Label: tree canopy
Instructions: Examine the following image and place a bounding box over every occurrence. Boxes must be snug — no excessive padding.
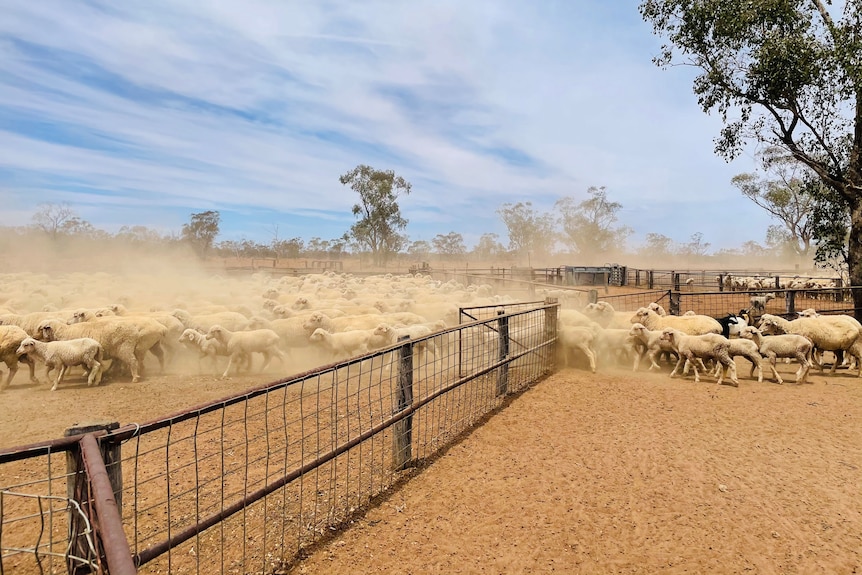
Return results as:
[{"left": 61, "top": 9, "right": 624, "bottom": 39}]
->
[
  {"left": 640, "top": 0, "right": 862, "bottom": 315},
  {"left": 496, "top": 201, "right": 556, "bottom": 256},
  {"left": 731, "top": 148, "right": 817, "bottom": 257},
  {"left": 340, "top": 165, "right": 412, "bottom": 265},
  {"left": 556, "top": 187, "right": 632, "bottom": 256},
  {"left": 181, "top": 210, "right": 221, "bottom": 259}
]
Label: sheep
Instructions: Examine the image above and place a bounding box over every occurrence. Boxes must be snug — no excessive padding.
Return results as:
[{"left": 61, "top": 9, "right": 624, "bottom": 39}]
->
[
  {"left": 583, "top": 301, "right": 635, "bottom": 329},
  {"left": 660, "top": 328, "right": 739, "bottom": 386},
  {"left": 557, "top": 325, "right": 597, "bottom": 373},
  {"left": 757, "top": 313, "right": 862, "bottom": 376},
  {"left": 629, "top": 307, "right": 722, "bottom": 336},
  {"left": 15, "top": 337, "right": 103, "bottom": 391},
  {"left": 628, "top": 322, "right": 678, "bottom": 371},
  {"left": 177, "top": 328, "right": 236, "bottom": 374},
  {"left": 309, "top": 328, "right": 375, "bottom": 361},
  {"left": 370, "top": 323, "right": 437, "bottom": 360},
  {"left": 171, "top": 309, "right": 250, "bottom": 333},
  {"left": 716, "top": 312, "right": 749, "bottom": 338},
  {"left": 738, "top": 326, "right": 813, "bottom": 384},
  {"left": 592, "top": 327, "right": 639, "bottom": 368},
  {"left": 205, "top": 325, "right": 284, "bottom": 378},
  {"left": 647, "top": 302, "right": 667, "bottom": 316},
  {"left": 749, "top": 292, "right": 776, "bottom": 315},
  {"left": 0, "top": 325, "right": 37, "bottom": 390},
  {"left": 712, "top": 337, "right": 764, "bottom": 383},
  {"left": 69, "top": 309, "right": 169, "bottom": 374},
  {"left": 36, "top": 318, "right": 155, "bottom": 383}
]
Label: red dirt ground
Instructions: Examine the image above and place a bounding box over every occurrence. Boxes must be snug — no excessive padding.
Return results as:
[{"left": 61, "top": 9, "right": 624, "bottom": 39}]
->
[{"left": 2, "top": 351, "right": 861, "bottom": 574}]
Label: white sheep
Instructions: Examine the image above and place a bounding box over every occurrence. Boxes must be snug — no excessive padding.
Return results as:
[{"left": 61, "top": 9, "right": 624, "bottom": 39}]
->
[
  {"left": 0, "top": 325, "right": 37, "bottom": 390},
  {"left": 205, "top": 325, "right": 284, "bottom": 378},
  {"left": 309, "top": 328, "right": 375, "bottom": 360},
  {"left": 711, "top": 337, "right": 764, "bottom": 383},
  {"left": 628, "top": 322, "right": 677, "bottom": 371},
  {"left": 647, "top": 302, "right": 667, "bottom": 316},
  {"left": 557, "top": 325, "right": 597, "bottom": 373},
  {"left": 16, "top": 336, "right": 103, "bottom": 391},
  {"left": 370, "top": 323, "right": 437, "bottom": 359},
  {"left": 583, "top": 301, "right": 635, "bottom": 329},
  {"left": 757, "top": 313, "right": 861, "bottom": 376},
  {"left": 592, "top": 327, "right": 638, "bottom": 368},
  {"left": 738, "top": 326, "right": 813, "bottom": 384},
  {"left": 629, "top": 307, "right": 722, "bottom": 336},
  {"left": 660, "top": 328, "right": 739, "bottom": 386},
  {"left": 178, "top": 328, "right": 236, "bottom": 374},
  {"left": 36, "top": 318, "right": 156, "bottom": 383},
  {"left": 749, "top": 292, "right": 776, "bottom": 314}
]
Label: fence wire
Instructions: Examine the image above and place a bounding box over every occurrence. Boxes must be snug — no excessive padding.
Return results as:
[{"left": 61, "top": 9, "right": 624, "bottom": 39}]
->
[{"left": 0, "top": 302, "right": 557, "bottom": 574}]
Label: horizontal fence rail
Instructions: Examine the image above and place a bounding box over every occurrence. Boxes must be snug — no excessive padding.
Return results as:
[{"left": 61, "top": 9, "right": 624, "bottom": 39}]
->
[{"left": 0, "top": 302, "right": 558, "bottom": 574}]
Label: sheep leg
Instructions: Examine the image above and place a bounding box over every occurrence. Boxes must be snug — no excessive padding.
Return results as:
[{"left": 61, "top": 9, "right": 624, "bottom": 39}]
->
[
  {"left": 572, "top": 343, "right": 596, "bottom": 373},
  {"left": 23, "top": 356, "right": 37, "bottom": 383},
  {"left": 794, "top": 352, "right": 810, "bottom": 384},
  {"left": 52, "top": 365, "right": 68, "bottom": 392},
  {"left": 221, "top": 353, "right": 238, "bottom": 378},
  {"left": 86, "top": 359, "right": 102, "bottom": 386},
  {"left": 148, "top": 342, "right": 166, "bottom": 374},
  {"left": 646, "top": 350, "right": 662, "bottom": 371},
  {"left": 766, "top": 355, "right": 784, "bottom": 385},
  {"left": 669, "top": 356, "right": 685, "bottom": 379},
  {"left": 1, "top": 359, "right": 19, "bottom": 391},
  {"left": 718, "top": 355, "right": 739, "bottom": 386}
]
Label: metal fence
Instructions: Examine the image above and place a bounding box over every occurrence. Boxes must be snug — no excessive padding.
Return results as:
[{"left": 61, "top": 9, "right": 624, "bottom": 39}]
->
[{"left": 0, "top": 301, "right": 557, "bottom": 574}]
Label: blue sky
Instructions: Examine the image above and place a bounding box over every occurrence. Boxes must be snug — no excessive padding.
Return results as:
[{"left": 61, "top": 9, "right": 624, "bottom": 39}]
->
[{"left": 0, "top": 1, "right": 776, "bottom": 251}]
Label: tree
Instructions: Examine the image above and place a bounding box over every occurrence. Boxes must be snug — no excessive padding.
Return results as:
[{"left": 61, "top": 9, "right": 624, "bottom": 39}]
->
[
  {"left": 731, "top": 149, "right": 816, "bottom": 257},
  {"left": 557, "top": 187, "right": 633, "bottom": 255},
  {"left": 340, "top": 165, "right": 412, "bottom": 266},
  {"left": 678, "top": 232, "right": 711, "bottom": 258},
  {"left": 640, "top": 0, "right": 862, "bottom": 318},
  {"left": 473, "top": 233, "right": 506, "bottom": 259},
  {"left": 31, "top": 202, "right": 91, "bottom": 241},
  {"left": 496, "top": 201, "right": 556, "bottom": 256},
  {"left": 638, "top": 232, "right": 675, "bottom": 258},
  {"left": 181, "top": 210, "right": 220, "bottom": 259},
  {"left": 272, "top": 237, "right": 304, "bottom": 259},
  {"left": 407, "top": 240, "right": 432, "bottom": 259},
  {"left": 432, "top": 232, "right": 466, "bottom": 258}
]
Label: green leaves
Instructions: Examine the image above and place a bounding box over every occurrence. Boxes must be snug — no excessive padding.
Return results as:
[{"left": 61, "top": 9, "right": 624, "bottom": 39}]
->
[{"left": 340, "top": 164, "right": 412, "bottom": 265}]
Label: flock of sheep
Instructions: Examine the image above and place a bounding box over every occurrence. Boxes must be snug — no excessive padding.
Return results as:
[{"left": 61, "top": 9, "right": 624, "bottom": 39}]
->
[
  {"left": 0, "top": 269, "right": 515, "bottom": 391},
  {"left": 557, "top": 299, "right": 860, "bottom": 386},
  {"left": 0, "top": 266, "right": 857, "bottom": 393}
]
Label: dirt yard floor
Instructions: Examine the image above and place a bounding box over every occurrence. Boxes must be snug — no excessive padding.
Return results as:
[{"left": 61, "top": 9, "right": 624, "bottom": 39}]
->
[
  {"left": 289, "top": 365, "right": 862, "bottom": 575},
  {"left": 2, "top": 359, "right": 862, "bottom": 574}
]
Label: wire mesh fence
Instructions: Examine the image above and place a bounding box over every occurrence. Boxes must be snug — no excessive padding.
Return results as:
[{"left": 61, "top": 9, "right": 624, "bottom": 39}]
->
[{"left": 0, "top": 301, "right": 558, "bottom": 574}]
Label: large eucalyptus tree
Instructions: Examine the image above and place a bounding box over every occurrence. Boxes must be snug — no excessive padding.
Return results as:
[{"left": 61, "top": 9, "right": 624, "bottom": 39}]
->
[{"left": 640, "top": 0, "right": 862, "bottom": 316}]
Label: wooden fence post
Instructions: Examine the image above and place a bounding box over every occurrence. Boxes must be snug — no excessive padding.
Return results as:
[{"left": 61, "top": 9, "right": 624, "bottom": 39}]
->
[
  {"left": 497, "top": 310, "right": 509, "bottom": 397},
  {"left": 588, "top": 290, "right": 598, "bottom": 304},
  {"left": 392, "top": 336, "right": 414, "bottom": 471},
  {"left": 786, "top": 290, "right": 796, "bottom": 316},
  {"left": 648, "top": 270, "right": 654, "bottom": 290},
  {"left": 65, "top": 421, "right": 121, "bottom": 575}
]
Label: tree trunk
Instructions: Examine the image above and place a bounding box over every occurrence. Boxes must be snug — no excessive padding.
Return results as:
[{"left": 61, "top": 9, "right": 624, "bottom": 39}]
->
[{"left": 849, "top": 198, "right": 862, "bottom": 323}]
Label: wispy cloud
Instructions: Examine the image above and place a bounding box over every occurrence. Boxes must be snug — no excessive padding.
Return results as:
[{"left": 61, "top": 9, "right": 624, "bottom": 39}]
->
[{"left": 0, "top": 0, "right": 771, "bottom": 250}]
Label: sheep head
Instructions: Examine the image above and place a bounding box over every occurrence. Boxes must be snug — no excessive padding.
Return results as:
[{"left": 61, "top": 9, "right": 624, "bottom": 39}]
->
[
  {"left": 16, "top": 337, "right": 36, "bottom": 356},
  {"left": 206, "top": 325, "right": 226, "bottom": 342}
]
